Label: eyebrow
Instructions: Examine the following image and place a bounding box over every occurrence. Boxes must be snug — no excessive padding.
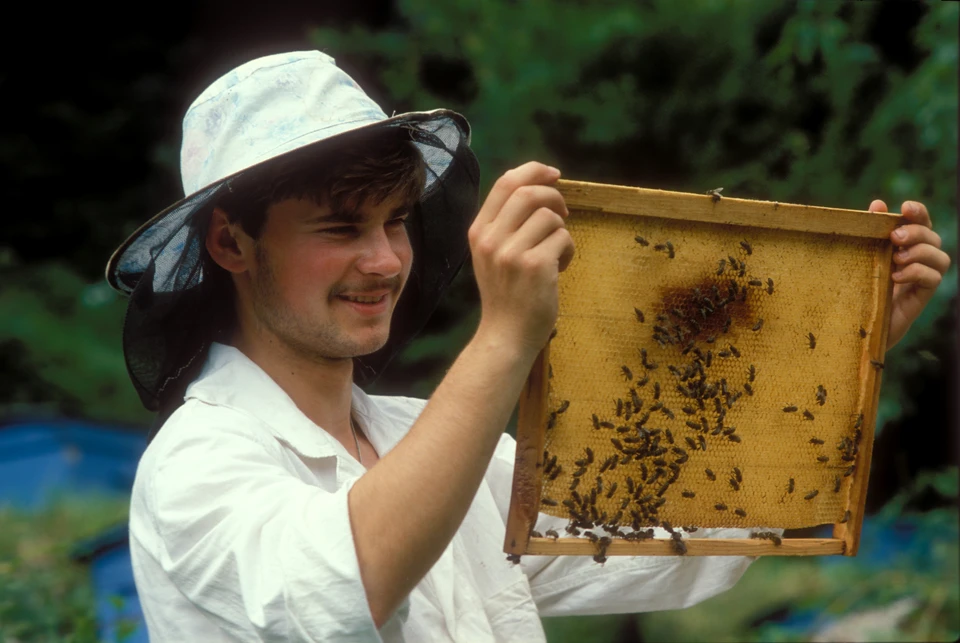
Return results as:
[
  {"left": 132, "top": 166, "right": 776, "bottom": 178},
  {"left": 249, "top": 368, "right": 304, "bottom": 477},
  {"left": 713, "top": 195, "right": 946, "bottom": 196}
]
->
[{"left": 305, "top": 204, "right": 410, "bottom": 225}]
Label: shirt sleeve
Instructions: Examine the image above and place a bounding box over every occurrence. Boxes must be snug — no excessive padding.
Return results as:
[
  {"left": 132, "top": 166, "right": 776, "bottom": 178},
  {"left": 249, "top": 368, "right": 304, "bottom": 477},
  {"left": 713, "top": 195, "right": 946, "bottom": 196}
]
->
[
  {"left": 142, "top": 403, "right": 386, "bottom": 642},
  {"left": 484, "top": 431, "right": 779, "bottom": 616}
]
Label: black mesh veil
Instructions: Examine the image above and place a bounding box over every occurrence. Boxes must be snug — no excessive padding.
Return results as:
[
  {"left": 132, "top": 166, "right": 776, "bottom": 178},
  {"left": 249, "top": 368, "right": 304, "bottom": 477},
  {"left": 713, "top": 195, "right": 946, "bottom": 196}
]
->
[{"left": 107, "top": 112, "right": 479, "bottom": 435}]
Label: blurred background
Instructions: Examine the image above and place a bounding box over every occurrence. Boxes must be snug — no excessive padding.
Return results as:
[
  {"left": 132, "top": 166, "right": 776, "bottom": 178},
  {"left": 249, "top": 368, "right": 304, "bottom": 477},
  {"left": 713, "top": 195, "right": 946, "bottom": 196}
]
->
[{"left": 0, "top": 0, "right": 956, "bottom": 641}]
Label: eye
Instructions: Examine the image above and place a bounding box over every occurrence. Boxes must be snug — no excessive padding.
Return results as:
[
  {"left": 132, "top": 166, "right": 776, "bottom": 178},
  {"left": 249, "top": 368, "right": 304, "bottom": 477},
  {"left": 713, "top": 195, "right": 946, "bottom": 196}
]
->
[{"left": 321, "top": 225, "right": 358, "bottom": 236}]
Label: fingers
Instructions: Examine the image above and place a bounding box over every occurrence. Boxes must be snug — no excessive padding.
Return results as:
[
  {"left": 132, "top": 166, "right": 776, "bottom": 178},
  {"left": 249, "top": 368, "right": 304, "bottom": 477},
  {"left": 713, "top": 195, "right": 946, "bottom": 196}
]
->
[
  {"left": 497, "top": 207, "right": 566, "bottom": 259},
  {"left": 892, "top": 261, "right": 945, "bottom": 289},
  {"left": 524, "top": 226, "right": 576, "bottom": 274},
  {"left": 473, "top": 162, "right": 562, "bottom": 228},
  {"left": 869, "top": 200, "right": 888, "bottom": 213},
  {"left": 891, "top": 223, "right": 942, "bottom": 249},
  {"left": 492, "top": 185, "right": 568, "bottom": 238},
  {"left": 893, "top": 242, "right": 952, "bottom": 275},
  {"left": 901, "top": 200, "right": 932, "bottom": 228}
]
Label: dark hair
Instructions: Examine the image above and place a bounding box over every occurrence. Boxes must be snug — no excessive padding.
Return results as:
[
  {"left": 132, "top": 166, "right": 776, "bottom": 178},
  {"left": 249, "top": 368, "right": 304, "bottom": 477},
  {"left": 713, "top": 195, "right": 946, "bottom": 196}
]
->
[{"left": 216, "top": 125, "right": 427, "bottom": 239}]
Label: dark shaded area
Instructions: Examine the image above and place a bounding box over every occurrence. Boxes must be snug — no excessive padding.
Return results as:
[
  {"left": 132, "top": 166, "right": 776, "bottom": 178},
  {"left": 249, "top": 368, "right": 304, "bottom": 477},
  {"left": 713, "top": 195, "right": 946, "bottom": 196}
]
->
[{"left": 865, "top": 295, "right": 959, "bottom": 514}]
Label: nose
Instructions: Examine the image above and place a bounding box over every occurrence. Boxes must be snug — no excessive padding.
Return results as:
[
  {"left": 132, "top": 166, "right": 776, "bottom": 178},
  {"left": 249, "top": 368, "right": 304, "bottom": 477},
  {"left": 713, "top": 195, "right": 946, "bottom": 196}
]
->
[{"left": 356, "top": 226, "right": 404, "bottom": 277}]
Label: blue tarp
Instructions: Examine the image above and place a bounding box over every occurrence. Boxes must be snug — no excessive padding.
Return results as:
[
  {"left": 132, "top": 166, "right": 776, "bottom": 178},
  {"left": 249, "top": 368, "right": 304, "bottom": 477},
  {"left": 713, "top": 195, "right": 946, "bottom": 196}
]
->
[{"left": 1, "top": 418, "right": 149, "bottom": 642}]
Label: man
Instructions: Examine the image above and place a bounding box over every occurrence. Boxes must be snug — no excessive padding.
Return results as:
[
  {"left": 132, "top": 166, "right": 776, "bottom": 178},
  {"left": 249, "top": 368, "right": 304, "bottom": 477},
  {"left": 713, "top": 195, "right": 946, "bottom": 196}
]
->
[{"left": 108, "top": 51, "right": 949, "bottom": 642}]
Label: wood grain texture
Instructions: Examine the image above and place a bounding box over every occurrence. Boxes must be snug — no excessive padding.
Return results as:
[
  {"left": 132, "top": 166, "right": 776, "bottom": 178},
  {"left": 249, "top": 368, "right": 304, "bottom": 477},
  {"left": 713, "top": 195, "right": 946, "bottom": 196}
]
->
[
  {"left": 557, "top": 179, "right": 905, "bottom": 239},
  {"left": 504, "top": 346, "right": 550, "bottom": 555},
  {"left": 834, "top": 243, "right": 896, "bottom": 555},
  {"left": 524, "top": 537, "right": 845, "bottom": 557}
]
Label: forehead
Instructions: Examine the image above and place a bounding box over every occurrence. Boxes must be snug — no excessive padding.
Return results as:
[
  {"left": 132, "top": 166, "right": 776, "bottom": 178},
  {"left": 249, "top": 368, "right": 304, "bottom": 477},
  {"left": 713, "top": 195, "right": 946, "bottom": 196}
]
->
[{"left": 267, "top": 191, "right": 413, "bottom": 226}]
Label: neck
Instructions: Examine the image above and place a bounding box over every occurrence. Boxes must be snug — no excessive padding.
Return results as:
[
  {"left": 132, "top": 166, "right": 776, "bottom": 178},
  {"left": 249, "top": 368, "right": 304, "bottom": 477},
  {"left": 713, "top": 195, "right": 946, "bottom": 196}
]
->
[{"left": 232, "top": 329, "right": 356, "bottom": 443}]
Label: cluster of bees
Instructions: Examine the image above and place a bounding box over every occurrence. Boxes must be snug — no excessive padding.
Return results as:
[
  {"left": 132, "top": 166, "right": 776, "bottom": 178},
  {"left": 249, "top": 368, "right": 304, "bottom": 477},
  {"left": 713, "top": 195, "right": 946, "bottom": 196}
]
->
[{"left": 513, "top": 228, "right": 878, "bottom": 567}]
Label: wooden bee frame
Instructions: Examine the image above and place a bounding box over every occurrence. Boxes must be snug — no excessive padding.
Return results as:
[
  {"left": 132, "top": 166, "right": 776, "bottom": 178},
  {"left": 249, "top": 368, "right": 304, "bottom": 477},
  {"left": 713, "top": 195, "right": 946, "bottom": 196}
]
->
[{"left": 504, "top": 179, "right": 902, "bottom": 558}]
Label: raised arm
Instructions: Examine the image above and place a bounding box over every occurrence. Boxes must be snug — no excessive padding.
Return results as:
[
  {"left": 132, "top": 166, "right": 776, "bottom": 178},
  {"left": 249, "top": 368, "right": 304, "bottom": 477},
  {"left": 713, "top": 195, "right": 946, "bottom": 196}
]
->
[{"left": 348, "top": 162, "right": 575, "bottom": 627}]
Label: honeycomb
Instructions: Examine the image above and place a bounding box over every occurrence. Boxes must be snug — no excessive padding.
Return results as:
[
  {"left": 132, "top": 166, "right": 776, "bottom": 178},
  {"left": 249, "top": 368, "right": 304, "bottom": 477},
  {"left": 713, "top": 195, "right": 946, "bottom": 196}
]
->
[{"left": 538, "top": 209, "right": 883, "bottom": 531}]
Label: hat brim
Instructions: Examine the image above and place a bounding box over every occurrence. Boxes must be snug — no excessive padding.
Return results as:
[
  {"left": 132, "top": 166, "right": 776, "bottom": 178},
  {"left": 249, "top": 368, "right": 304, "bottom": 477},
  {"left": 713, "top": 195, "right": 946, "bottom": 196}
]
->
[{"left": 105, "top": 108, "right": 471, "bottom": 294}]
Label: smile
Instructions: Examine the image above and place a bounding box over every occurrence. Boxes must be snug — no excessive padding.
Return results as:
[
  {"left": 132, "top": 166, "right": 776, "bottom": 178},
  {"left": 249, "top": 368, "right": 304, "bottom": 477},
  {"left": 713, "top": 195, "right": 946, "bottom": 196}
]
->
[{"left": 339, "top": 294, "right": 387, "bottom": 304}]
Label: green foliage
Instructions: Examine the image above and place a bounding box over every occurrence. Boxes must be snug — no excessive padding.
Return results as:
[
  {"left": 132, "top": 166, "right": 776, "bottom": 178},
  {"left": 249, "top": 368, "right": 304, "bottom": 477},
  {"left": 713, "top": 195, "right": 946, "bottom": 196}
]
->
[
  {"left": 314, "top": 0, "right": 956, "bottom": 432},
  {"left": 0, "top": 262, "right": 151, "bottom": 426},
  {"left": 0, "top": 497, "right": 130, "bottom": 642}
]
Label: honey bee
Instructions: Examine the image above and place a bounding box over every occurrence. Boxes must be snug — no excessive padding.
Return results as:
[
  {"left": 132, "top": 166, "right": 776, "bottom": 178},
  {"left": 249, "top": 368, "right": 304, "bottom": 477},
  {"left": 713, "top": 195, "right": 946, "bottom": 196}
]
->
[
  {"left": 783, "top": 405, "right": 798, "bottom": 413},
  {"left": 584, "top": 531, "right": 599, "bottom": 543},
  {"left": 548, "top": 466, "right": 562, "bottom": 480},
  {"left": 734, "top": 508, "right": 747, "bottom": 517},
  {"left": 640, "top": 462, "right": 649, "bottom": 480},
  {"left": 557, "top": 400, "right": 570, "bottom": 414},
  {"left": 635, "top": 235, "right": 649, "bottom": 247},
  {"left": 662, "top": 407, "right": 675, "bottom": 420},
  {"left": 722, "top": 317, "right": 732, "bottom": 334},
  {"left": 804, "top": 490, "right": 819, "bottom": 500},
  {"left": 622, "top": 365, "right": 633, "bottom": 381},
  {"left": 809, "top": 437, "right": 825, "bottom": 445},
  {"left": 664, "top": 428, "right": 674, "bottom": 444},
  {"left": 606, "top": 482, "right": 618, "bottom": 499},
  {"left": 654, "top": 382, "right": 661, "bottom": 400},
  {"left": 681, "top": 490, "right": 696, "bottom": 498},
  {"left": 708, "top": 187, "right": 724, "bottom": 202},
  {"left": 729, "top": 344, "right": 740, "bottom": 358},
  {"left": 666, "top": 241, "right": 675, "bottom": 258},
  {"left": 840, "top": 510, "right": 851, "bottom": 524},
  {"left": 803, "top": 410, "right": 815, "bottom": 421},
  {"left": 752, "top": 318, "right": 764, "bottom": 332},
  {"left": 715, "top": 503, "right": 728, "bottom": 511},
  {"left": 728, "top": 434, "right": 742, "bottom": 443},
  {"left": 729, "top": 478, "right": 740, "bottom": 491},
  {"left": 615, "top": 398, "right": 624, "bottom": 417},
  {"left": 733, "top": 467, "right": 742, "bottom": 483},
  {"left": 748, "top": 364, "right": 756, "bottom": 382},
  {"left": 748, "top": 279, "right": 762, "bottom": 287},
  {"left": 634, "top": 307, "right": 646, "bottom": 323},
  {"left": 788, "top": 478, "right": 795, "bottom": 493},
  {"left": 654, "top": 243, "right": 666, "bottom": 252},
  {"left": 859, "top": 326, "right": 867, "bottom": 338},
  {"left": 728, "top": 255, "right": 739, "bottom": 270},
  {"left": 592, "top": 414, "right": 600, "bottom": 430},
  {"left": 817, "top": 456, "right": 829, "bottom": 463},
  {"left": 698, "top": 435, "right": 707, "bottom": 451},
  {"left": 740, "top": 240, "right": 752, "bottom": 255},
  {"left": 717, "top": 259, "right": 726, "bottom": 275},
  {"left": 545, "top": 529, "right": 560, "bottom": 540},
  {"left": 637, "top": 373, "right": 650, "bottom": 387},
  {"left": 766, "top": 278, "right": 774, "bottom": 295},
  {"left": 816, "top": 385, "right": 827, "bottom": 406},
  {"left": 542, "top": 498, "right": 559, "bottom": 507},
  {"left": 600, "top": 421, "right": 615, "bottom": 429},
  {"left": 705, "top": 468, "right": 716, "bottom": 481},
  {"left": 833, "top": 476, "right": 841, "bottom": 493},
  {"left": 808, "top": 333, "right": 816, "bottom": 349},
  {"left": 649, "top": 401, "right": 663, "bottom": 413},
  {"left": 843, "top": 465, "right": 856, "bottom": 477},
  {"left": 585, "top": 447, "right": 594, "bottom": 464},
  {"left": 507, "top": 554, "right": 522, "bottom": 564},
  {"left": 705, "top": 350, "right": 713, "bottom": 368},
  {"left": 744, "top": 382, "right": 754, "bottom": 396},
  {"left": 870, "top": 360, "right": 885, "bottom": 370},
  {"left": 549, "top": 328, "right": 558, "bottom": 341},
  {"left": 854, "top": 413, "right": 863, "bottom": 429},
  {"left": 569, "top": 477, "right": 580, "bottom": 491},
  {"left": 631, "top": 389, "right": 643, "bottom": 410}
]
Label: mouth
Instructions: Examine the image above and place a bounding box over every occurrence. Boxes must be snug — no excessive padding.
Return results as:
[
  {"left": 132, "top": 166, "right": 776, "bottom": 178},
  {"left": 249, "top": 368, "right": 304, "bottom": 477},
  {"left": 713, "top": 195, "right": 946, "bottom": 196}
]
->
[
  {"left": 338, "top": 293, "right": 388, "bottom": 304},
  {"left": 335, "top": 290, "right": 393, "bottom": 315}
]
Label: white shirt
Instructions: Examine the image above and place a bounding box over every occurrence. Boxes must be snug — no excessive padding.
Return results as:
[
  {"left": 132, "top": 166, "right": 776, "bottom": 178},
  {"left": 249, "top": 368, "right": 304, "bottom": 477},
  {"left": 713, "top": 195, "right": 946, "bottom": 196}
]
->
[{"left": 130, "top": 343, "right": 766, "bottom": 642}]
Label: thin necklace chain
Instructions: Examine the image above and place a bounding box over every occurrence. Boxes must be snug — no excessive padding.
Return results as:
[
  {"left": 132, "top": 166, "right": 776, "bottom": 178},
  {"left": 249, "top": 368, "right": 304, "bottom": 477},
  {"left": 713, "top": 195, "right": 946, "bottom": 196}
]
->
[{"left": 350, "top": 413, "right": 363, "bottom": 465}]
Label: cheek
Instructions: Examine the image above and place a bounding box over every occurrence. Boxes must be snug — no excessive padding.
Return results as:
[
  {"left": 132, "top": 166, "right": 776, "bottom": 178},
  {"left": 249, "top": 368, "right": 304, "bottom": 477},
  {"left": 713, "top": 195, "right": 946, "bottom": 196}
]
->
[
  {"left": 272, "top": 244, "right": 348, "bottom": 300},
  {"left": 395, "top": 234, "right": 414, "bottom": 279}
]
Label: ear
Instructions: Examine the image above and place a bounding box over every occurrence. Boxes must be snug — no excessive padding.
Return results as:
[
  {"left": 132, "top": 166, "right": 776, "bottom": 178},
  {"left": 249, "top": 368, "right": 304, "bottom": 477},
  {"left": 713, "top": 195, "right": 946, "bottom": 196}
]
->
[{"left": 206, "top": 206, "right": 254, "bottom": 274}]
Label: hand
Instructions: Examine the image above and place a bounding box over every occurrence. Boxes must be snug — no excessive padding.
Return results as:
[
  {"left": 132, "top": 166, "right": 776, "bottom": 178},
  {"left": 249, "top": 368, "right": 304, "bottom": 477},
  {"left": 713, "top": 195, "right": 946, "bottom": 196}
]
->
[
  {"left": 871, "top": 199, "right": 951, "bottom": 351},
  {"left": 468, "top": 162, "right": 576, "bottom": 356}
]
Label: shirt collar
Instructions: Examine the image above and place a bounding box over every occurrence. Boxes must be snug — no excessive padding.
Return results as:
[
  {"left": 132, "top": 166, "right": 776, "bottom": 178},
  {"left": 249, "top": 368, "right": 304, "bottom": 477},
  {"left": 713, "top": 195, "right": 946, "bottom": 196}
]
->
[{"left": 185, "top": 342, "right": 398, "bottom": 460}]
